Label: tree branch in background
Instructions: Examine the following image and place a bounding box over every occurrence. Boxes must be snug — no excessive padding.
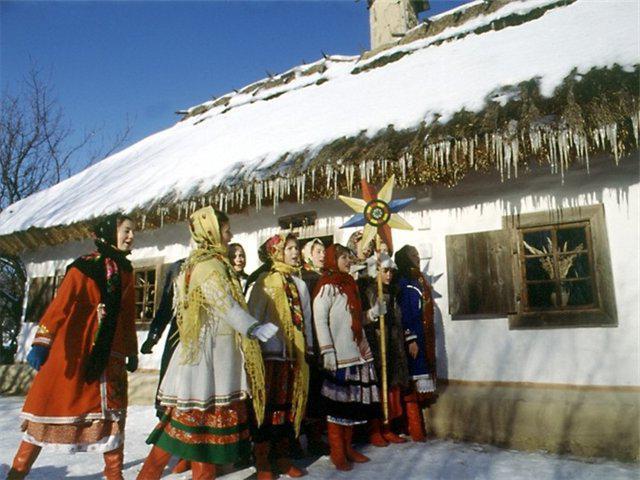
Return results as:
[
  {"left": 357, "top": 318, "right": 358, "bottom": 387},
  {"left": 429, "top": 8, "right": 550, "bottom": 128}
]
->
[{"left": 0, "top": 63, "right": 132, "bottom": 362}]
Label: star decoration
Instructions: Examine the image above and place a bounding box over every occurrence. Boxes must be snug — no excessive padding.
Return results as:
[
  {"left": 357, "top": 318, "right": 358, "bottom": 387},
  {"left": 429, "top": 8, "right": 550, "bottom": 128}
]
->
[{"left": 339, "top": 174, "right": 415, "bottom": 252}]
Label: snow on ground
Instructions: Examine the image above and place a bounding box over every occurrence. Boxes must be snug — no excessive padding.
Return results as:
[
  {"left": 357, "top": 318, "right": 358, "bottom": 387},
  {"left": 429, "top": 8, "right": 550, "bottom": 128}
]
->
[
  {"left": 0, "top": 397, "right": 636, "bottom": 479},
  {"left": 0, "top": 0, "right": 638, "bottom": 235}
]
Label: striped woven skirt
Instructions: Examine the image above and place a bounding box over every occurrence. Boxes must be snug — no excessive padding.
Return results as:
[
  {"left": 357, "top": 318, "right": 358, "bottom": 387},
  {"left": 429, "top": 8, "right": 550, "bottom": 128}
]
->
[
  {"left": 146, "top": 400, "right": 251, "bottom": 464},
  {"left": 321, "top": 361, "right": 381, "bottom": 426}
]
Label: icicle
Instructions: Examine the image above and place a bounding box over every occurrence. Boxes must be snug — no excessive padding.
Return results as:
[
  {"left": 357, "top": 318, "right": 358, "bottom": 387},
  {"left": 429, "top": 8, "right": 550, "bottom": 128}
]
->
[
  {"left": 492, "top": 133, "right": 504, "bottom": 182},
  {"left": 572, "top": 130, "right": 590, "bottom": 173},
  {"left": 311, "top": 168, "right": 316, "bottom": 191},
  {"left": 469, "top": 137, "right": 476, "bottom": 169},
  {"left": 529, "top": 126, "right": 541, "bottom": 154},
  {"left": 606, "top": 123, "right": 619, "bottom": 164},
  {"left": 512, "top": 138, "right": 519, "bottom": 178},
  {"left": 547, "top": 132, "right": 557, "bottom": 175},
  {"left": 273, "top": 178, "right": 279, "bottom": 214},
  {"left": 598, "top": 126, "right": 607, "bottom": 150},
  {"left": 631, "top": 111, "right": 640, "bottom": 146},
  {"left": 504, "top": 139, "right": 512, "bottom": 180},
  {"left": 333, "top": 169, "right": 338, "bottom": 198},
  {"left": 301, "top": 173, "right": 306, "bottom": 204},
  {"left": 400, "top": 153, "right": 407, "bottom": 183},
  {"left": 256, "top": 182, "right": 262, "bottom": 211},
  {"left": 359, "top": 160, "right": 366, "bottom": 182},
  {"left": 558, "top": 129, "right": 570, "bottom": 184},
  {"left": 346, "top": 164, "right": 354, "bottom": 195},
  {"left": 157, "top": 207, "right": 167, "bottom": 228}
]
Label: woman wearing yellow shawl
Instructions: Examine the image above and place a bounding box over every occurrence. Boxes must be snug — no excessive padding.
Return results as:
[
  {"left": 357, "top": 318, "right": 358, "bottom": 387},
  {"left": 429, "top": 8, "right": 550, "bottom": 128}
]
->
[
  {"left": 247, "top": 233, "right": 313, "bottom": 480},
  {"left": 138, "top": 207, "right": 277, "bottom": 480}
]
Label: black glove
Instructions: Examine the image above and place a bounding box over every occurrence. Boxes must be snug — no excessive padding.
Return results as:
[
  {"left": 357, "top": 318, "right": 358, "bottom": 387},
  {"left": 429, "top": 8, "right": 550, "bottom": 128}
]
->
[
  {"left": 126, "top": 355, "right": 138, "bottom": 373},
  {"left": 140, "top": 337, "right": 156, "bottom": 355}
]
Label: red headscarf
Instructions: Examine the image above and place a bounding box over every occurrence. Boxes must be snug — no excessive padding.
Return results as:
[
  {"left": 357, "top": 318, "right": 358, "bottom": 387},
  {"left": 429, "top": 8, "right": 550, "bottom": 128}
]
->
[{"left": 313, "top": 244, "right": 363, "bottom": 343}]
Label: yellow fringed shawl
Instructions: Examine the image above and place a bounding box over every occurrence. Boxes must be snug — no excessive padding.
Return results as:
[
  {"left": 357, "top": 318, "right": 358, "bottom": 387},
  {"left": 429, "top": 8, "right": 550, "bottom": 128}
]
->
[
  {"left": 263, "top": 256, "right": 310, "bottom": 437},
  {"left": 175, "top": 206, "right": 266, "bottom": 425}
]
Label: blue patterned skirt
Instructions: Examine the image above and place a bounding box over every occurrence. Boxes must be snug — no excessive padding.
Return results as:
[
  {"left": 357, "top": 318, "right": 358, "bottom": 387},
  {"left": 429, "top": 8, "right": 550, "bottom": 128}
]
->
[{"left": 321, "top": 361, "right": 381, "bottom": 426}]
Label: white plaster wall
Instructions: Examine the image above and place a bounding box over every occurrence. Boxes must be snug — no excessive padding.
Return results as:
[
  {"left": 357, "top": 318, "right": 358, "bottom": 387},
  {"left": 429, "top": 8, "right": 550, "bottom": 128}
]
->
[{"left": 15, "top": 154, "right": 639, "bottom": 387}]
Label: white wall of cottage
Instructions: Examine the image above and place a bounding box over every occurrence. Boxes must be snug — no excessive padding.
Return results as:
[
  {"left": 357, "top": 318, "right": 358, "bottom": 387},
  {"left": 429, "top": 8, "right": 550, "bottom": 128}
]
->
[{"left": 15, "top": 153, "right": 639, "bottom": 387}]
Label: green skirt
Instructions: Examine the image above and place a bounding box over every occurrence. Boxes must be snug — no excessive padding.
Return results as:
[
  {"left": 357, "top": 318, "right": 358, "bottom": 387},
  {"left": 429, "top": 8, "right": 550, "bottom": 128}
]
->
[{"left": 146, "top": 400, "right": 251, "bottom": 464}]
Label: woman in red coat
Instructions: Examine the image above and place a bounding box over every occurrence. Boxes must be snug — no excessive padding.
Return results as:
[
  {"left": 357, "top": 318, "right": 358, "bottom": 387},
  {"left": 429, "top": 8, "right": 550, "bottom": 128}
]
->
[{"left": 7, "top": 213, "right": 138, "bottom": 480}]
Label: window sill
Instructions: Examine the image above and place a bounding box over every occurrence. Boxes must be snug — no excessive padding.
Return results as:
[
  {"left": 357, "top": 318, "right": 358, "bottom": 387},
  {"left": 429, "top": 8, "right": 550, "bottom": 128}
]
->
[{"left": 509, "top": 309, "right": 617, "bottom": 329}]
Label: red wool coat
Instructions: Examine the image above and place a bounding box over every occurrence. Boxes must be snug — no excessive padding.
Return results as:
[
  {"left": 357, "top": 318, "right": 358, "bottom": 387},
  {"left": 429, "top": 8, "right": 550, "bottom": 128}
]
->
[{"left": 22, "top": 267, "right": 137, "bottom": 424}]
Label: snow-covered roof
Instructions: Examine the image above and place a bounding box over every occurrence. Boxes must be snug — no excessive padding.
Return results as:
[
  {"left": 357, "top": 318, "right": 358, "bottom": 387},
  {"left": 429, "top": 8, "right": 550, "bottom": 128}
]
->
[{"left": 0, "top": 0, "right": 638, "bottom": 253}]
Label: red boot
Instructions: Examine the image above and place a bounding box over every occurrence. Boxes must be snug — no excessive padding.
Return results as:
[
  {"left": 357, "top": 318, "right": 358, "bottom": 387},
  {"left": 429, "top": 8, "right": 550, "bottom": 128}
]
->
[
  {"left": 343, "top": 425, "right": 370, "bottom": 463},
  {"left": 7, "top": 441, "right": 41, "bottom": 479},
  {"left": 254, "top": 442, "right": 275, "bottom": 480},
  {"left": 103, "top": 445, "right": 125, "bottom": 480},
  {"left": 137, "top": 445, "right": 172, "bottom": 480},
  {"left": 327, "top": 422, "right": 352, "bottom": 471},
  {"left": 191, "top": 462, "right": 216, "bottom": 480},
  {"left": 368, "top": 419, "right": 389, "bottom": 447},
  {"left": 275, "top": 438, "right": 307, "bottom": 477},
  {"left": 172, "top": 459, "right": 191, "bottom": 474},
  {"left": 406, "top": 401, "right": 427, "bottom": 442},
  {"left": 382, "top": 425, "right": 407, "bottom": 444}
]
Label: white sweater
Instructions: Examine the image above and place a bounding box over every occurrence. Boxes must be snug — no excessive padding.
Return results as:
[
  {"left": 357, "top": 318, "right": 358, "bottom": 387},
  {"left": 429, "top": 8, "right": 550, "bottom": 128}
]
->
[{"left": 313, "top": 284, "right": 373, "bottom": 368}]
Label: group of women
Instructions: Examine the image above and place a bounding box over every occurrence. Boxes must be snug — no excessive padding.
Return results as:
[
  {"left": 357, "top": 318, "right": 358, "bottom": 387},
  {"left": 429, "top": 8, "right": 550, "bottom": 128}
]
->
[{"left": 6, "top": 206, "right": 437, "bottom": 480}]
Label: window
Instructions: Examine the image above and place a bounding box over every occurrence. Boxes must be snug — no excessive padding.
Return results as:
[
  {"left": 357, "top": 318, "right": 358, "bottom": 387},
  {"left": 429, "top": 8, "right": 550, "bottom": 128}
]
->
[
  {"left": 510, "top": 204, "right": 617, "bottom": 329},
  {"left": 520, "top": 223, "right": 596, "bottom": 311},
  {"left": 445, "top": 204, "right": 617, "bottom": 329},
  {"left": 134, "top": 267, "right": 157, "bottom": 325}
]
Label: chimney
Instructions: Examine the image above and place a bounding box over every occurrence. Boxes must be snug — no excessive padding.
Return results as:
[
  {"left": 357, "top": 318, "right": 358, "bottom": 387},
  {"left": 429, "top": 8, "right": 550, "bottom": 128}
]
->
[{"left": 368, "top": 0, "right": 430, "bottom": 50}]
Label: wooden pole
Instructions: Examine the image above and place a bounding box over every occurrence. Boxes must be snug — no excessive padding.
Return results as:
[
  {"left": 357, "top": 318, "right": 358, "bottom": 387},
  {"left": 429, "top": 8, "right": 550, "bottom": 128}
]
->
[{"left": 376, "top": 233, "right": 389, "bottom": 424}]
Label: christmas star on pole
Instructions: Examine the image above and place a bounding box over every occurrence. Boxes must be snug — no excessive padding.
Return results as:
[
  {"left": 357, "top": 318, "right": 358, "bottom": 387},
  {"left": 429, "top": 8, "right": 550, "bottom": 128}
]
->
[
  {"left": 339, "top": 174, "right": 414, "bottom": 253},
  {"left": 339, "top": 174, "right": 415, "bottom": 424}
]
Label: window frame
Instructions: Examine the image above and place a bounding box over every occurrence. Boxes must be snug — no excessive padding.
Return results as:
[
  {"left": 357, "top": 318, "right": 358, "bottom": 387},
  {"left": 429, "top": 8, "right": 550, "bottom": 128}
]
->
[
  {"left": 132, "top": 257, "right": 164, "bottom": 330},
  {"left": 505, "top": 204, "right": 617, "bottom": 329},
  {"left": 518, "top": 221, "right": 598, "bottom": 313}
]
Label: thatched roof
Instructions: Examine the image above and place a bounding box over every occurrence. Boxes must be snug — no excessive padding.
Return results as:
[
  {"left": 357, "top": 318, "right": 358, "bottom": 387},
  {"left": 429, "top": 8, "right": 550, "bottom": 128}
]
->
[{"left": 0, "top": 0, "right": 638, "bottom": 255}]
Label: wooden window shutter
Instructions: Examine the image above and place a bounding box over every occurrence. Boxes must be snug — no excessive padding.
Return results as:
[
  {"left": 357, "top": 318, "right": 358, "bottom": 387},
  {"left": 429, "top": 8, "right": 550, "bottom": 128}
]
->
[
  {"left": 25, "top": 276, "right": 56, "bottom": 323},
  {"left": 446, "top": 229, "right": 517, "bottom": 316}
]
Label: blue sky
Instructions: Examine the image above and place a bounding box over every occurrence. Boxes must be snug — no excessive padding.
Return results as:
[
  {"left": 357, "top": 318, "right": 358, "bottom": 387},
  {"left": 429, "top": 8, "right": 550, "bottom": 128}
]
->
[{"left": 1, "top": 0, "right": 470, "bottom": 175}]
